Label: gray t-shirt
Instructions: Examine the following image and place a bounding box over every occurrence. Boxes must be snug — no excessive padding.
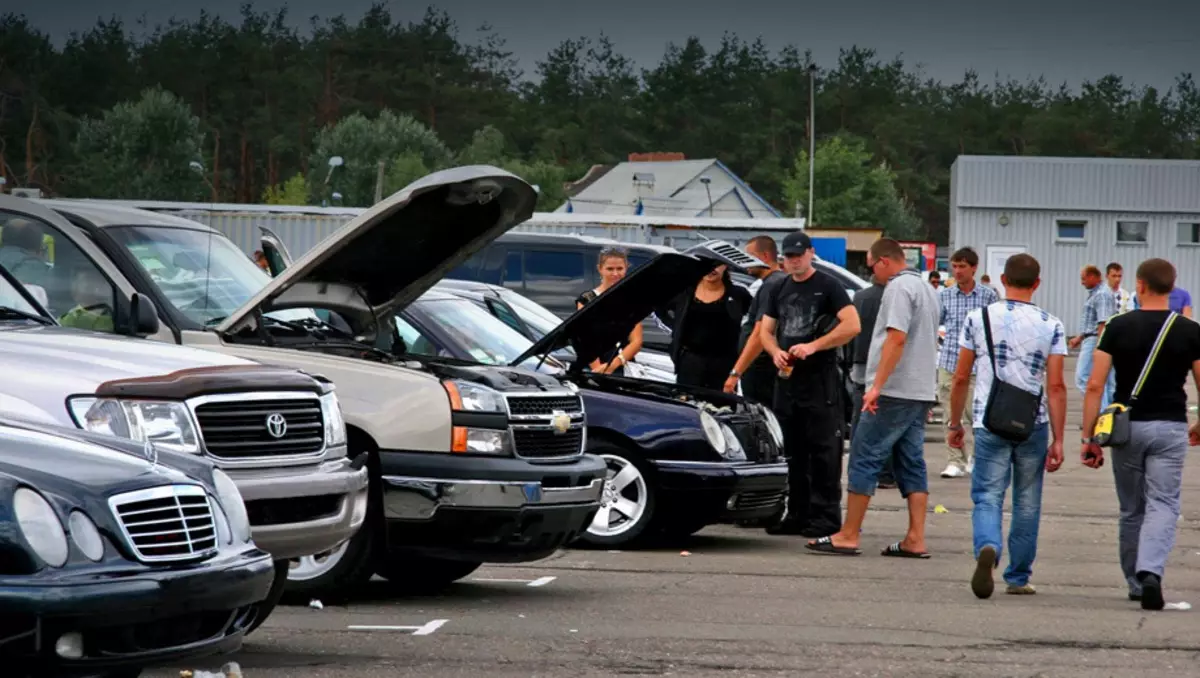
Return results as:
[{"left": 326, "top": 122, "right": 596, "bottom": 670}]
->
[{"left": 865, "top": 269, "right": 940, "bottom": 402}]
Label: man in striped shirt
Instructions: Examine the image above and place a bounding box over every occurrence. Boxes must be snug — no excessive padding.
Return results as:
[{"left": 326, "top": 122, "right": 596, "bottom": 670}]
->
[
  {"left": 1068, "top": 265, "right": 1118, "bottom": 410},
  {"left": 937, "top": 247, "right": 999, "bottom": 479},
  {"left": 1106, "top": 262, "right": 1133, "bottom": 314}
]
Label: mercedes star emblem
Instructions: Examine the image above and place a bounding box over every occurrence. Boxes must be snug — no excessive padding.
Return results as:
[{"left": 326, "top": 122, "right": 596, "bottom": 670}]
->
[{"left": 265, "top": 413, "right": 288, "bottom": 439}]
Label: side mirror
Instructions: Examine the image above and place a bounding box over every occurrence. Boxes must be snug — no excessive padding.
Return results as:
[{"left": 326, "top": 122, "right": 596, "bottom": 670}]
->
[{"left": 128, "top": 293, "right": 161, "bottom": 337}]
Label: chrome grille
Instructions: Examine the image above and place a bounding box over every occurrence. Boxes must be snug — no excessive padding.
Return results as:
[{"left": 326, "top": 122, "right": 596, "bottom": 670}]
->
[
  {"left": 505, "top": 392, "right": 585, "bottom": 461},
  {"left": 192, "top": 395, "right": 324, "bottom": 460},
  {"left": 109, "top": 485, "right": 217, "bottom": 563}
]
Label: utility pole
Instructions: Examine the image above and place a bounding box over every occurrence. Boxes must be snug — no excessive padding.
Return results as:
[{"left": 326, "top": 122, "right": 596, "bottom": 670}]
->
[
  {"left": 374, "top": 160, "right": 386, "bottom": 204},
  {"left": 807, "top": 63, "right": 817, "bottom": 227}
]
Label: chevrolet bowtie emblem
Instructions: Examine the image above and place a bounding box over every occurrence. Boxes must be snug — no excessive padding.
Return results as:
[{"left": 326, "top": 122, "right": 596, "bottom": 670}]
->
[{"left": 550, "top": 410, "right": 571, "bottom": 434}]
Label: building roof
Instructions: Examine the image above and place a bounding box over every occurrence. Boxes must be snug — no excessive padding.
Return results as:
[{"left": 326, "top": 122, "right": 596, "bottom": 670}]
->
[
  {"left": 951, "top": 155, "right": 1200, "bottom": 213},
  {"left": 558, "top": 159, "right": 782, "bottom": 217}
]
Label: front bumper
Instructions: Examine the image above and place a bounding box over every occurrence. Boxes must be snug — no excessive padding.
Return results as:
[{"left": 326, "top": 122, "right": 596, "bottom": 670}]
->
[
  {"left": 0, "top": 548, "right": 274, "bottom": 675},
  {"left": 652, "top": 460, "right": 788, "bottom": 523},
  {"left": 225, "top": 451, "right": 370, "bottom": 560},
  {"left": 379, "top": 451, "right": 605, "bottom": 563}
]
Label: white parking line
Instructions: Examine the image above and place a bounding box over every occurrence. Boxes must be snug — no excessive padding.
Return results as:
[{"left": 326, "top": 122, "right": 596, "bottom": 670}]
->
[
  {"left": 471, "top": 575, "right": 557, "bottom": 587},
  {"left": 347, "top": 619, "right": 448, "bottom": 635}
]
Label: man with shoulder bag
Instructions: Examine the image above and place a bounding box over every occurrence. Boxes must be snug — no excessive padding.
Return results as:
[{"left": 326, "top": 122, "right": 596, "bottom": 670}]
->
[
  {"left": 1080, "top": 258, "right": 1200, "bottom": 611},
  {"left": 949, "top": 254, "right": 1068, "bottom": 598}
]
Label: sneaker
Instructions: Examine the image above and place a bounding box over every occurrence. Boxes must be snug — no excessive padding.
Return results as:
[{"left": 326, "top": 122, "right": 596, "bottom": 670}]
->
[
  {"left": 971, "top": 545, "right": 997, "bottom": 599},
  {"left": 941, "top": 464, "right": 967, "bottom": 478},
  {"left": 965, "top": 457, "right": 975, "bottom": 475},
  {"left": 1006, "top": 583, "right": 1037, "bottom": 595},
  {"left": 1138, "top": 572, "right": 1164, "bottom": 611}
]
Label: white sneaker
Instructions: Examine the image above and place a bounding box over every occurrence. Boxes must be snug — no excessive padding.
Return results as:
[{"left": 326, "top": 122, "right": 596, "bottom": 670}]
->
[
  {"left": 941, "top": 464, "right": 966, "bottom": 478},
  {"left": 965, "top": 457, "right": 975, "bottom": 474}
]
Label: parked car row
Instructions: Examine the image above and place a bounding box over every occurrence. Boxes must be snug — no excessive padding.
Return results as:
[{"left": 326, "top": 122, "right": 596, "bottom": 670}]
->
[{"left": 0, "top": 166, "right": 790, "bottom": 675}]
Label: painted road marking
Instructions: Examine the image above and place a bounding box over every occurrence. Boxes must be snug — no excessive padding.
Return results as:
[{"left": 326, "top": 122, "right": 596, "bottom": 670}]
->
[
  {"left": 471, "top": 575, "right": 557, "bottom": 587},
  {"left": 347, "top": 619, "right": 447, "bottom": 635}
]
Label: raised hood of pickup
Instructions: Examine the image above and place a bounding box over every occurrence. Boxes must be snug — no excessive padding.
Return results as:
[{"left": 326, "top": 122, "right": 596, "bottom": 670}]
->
[{"left": 217, "top": 165, "right": 538, "bottom": 335}]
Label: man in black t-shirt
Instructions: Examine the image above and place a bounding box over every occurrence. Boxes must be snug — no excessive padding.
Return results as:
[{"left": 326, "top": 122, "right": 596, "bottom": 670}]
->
[
  {"left": 1081, "top": 258, "right": 1200, "bottom": 611},
  {"left": 724, "top": 234, "right": 787, "bottom": 404},
  {"left": 760, "top": 231, "right": 861, "bottom": 537}
]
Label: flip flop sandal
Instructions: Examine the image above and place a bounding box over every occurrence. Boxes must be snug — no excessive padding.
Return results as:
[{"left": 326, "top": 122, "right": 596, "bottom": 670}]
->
[
  {"left": 804, "top": 536, "right": 861, "bottom": 556},
  {"left": 881, "top": 542, "right": 931, "bottom": 559}
]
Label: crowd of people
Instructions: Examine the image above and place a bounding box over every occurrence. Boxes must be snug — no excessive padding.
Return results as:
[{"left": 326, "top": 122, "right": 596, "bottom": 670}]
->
[{"left": 584, "top": 233, "right": 1200, "bottom": 611}]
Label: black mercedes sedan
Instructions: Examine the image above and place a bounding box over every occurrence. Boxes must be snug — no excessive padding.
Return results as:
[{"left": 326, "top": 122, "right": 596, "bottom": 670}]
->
[{"left": 0, "top": 416, "right": 275, "bottom": 677}]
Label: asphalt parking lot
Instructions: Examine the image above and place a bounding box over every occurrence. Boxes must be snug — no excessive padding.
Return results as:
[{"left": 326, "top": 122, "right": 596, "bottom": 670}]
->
[{"left": 155, "top": 363, "right": 1200, "bottom": 678}]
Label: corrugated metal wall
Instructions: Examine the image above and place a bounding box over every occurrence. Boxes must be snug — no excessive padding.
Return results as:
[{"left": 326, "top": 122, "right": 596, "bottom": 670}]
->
[
  {"left": 952, "top": 156, "right": 1200, "bottom": 213},
  {"left": 952, "top": 207, "right": 1200, "bottom": 332},
  {"left": 154, "top": 210, "right": 785, "bottom": 257}
]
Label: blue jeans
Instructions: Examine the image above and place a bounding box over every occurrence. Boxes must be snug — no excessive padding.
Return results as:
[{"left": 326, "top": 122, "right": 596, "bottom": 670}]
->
[
  {"left": 971, "top": 423, "right": 1050, "bottom": 587},
  {"left": 847, "top": 396, "right": 930, "bottom": 497},
  {"left": 1075, "top": 336, "right": 1115, "bottom": 410}
]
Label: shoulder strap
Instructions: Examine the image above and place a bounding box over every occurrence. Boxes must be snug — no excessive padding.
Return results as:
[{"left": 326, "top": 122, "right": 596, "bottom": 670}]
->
[
  {"left": 980, "top": 304, "right": 998, "bottom": 373},
  {"left": 1131, "top": 312, "right": 1178, "bottom": 401}
]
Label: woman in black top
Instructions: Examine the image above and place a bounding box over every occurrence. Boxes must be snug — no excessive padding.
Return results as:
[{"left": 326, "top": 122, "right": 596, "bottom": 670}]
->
[
  {"left": 575, "top": 247, "right": 643, "bottom": 376},
  {"left": 656, "top": 263, "right": 752, "bottom": 389}
]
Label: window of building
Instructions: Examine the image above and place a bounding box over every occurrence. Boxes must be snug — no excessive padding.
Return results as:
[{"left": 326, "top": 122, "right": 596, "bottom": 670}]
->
[
  {"left": 1055, "top": 219, "right": 1087, "bottom": 242},
  {"left": 1115, "top": 220, "right": 1149, "bottom": 244},
  {"left": 1178, "top": 222, "right": 1200, "bottom": 247}
]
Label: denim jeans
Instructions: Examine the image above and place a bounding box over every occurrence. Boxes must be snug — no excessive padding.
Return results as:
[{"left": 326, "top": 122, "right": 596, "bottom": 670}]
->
[
  {"left": 1075, "top": 336, "right": 1115, "bottom": 410},
  {"left": 970, "top": 423, "right": 1049, "bottom": 587},
  {"left": 851, "top": 382, "right": 896, "bottom": 483},
  {"left": 1111, "top": 420, "right": 1190, "bottom": 595},
  {"left": 846, "top": 396, "right": 930, "bottom": 497}
]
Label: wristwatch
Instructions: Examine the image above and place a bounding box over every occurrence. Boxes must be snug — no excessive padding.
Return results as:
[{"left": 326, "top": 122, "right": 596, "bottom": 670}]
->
[
  {"left": 1081, "top": 437, "right": 1094, "bottom": 445},
  {"left": 729, "top": 370, "right": 740, "bottom": 378},
  {"left": 948, "top": 424, "right": 963, "bottom": 432}
]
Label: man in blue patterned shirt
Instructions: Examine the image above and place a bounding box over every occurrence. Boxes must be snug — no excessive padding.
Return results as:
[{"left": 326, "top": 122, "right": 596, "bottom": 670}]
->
[
  {"left": 1068, "top": 265, "right": 1118, "bottom": 410},
  {"left": 937, "top": 247, "right": 999, "bottom": 479},
  {"left": 948, "top": 253, "right": 1068, "bottom": 598}
]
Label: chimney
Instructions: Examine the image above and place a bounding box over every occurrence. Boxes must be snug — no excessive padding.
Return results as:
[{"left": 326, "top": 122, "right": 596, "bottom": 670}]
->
[{"left": 628, "top": 152, "right": 686, "bottom": 162}]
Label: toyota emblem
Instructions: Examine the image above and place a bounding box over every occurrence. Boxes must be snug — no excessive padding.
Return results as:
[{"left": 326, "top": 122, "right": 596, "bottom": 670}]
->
[{"left": 265, "top": 413, "right": 288, "bottom": 439}]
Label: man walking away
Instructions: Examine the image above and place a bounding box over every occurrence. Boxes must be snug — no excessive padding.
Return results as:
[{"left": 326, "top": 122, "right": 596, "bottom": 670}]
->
[
  {"left": 1106, "top": 262, "right": 1132, "bottom": 313},
  {"left": 1080, "top": 258, "right": 1200, "bottom": 610},
  {"left": 851, "top": 273, "right": 896, "bottom": 488},
  {"left": 948, "top": 254, "right": 1068, "bottom": 598},
  {"left": 760, "top": 231, "right": 861, "bottom": 537},
  {"left": 1069, "top": 265, "right": 1118, "bottom": 410},
  {"left": 805, "top": 238, "right": 938, "bottom": 557},
  {"left": 725, "top": 235, "right": 787, "bottom": 403},
  {"left": 937, "top": 247, "right": 999, "bottom": 479}
]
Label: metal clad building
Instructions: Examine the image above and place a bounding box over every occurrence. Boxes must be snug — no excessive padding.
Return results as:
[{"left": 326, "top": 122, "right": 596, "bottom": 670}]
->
[
  {"left": 950, "top": 155, "right": 1200, "bottom": 331},
  {"left": 70, "top": 200, "right": 804, "bottom": 258}
]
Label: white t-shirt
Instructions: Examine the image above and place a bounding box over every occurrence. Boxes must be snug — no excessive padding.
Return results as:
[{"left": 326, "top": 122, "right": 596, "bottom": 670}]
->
[{"left": 959, "top": 300, "right": 1068, "bottom": 427}]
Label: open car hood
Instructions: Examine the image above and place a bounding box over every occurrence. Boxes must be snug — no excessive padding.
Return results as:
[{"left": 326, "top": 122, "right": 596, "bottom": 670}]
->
[
  {"left": 217, "top": 165, "right": 537, "bottom": 334},
  {"left": 510, "top": 252, "right": 719, "bottom": 369}
]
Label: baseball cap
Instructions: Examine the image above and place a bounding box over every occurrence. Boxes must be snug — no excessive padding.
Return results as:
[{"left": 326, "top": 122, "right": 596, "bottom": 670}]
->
[{"left": 781, "top": 231, "right": 813, "bottom": 256}]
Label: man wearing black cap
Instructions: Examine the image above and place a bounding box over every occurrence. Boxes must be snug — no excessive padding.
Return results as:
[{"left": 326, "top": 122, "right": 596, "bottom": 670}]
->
[{"left": 759, "top": 231, "right": 862, "bottom": 537}]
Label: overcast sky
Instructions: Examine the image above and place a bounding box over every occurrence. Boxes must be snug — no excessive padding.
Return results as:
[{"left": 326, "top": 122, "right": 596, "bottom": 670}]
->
[{"left": 22, "top": 0, "right": 1200, "bottom": 91}]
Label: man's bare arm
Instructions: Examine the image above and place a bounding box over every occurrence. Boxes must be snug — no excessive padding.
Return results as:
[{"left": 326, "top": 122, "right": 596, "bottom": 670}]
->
[
  {"left": 1046, "top": 354, "right": 1067, "bottom": 443},
  {"left": 869, "top": 329, "right": 907, "bottom": 393},
  {"left": 808, "top": 305, "right": 861, "bottom": 352}
]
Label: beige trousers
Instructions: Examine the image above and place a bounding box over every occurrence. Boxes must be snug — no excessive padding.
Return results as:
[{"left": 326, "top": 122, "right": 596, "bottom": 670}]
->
[{"left": 937, "top": 368, "right": 975, "bottom": 467}]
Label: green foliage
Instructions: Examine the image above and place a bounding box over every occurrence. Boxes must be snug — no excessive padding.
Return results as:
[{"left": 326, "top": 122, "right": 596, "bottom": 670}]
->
[
  {"left": 262, "top": 173, "right": 309, "bottom": 205},
  {"left": 67, "top": 87, "right": 206, "bottom": 200},
  {"left": 783, "top": 134, "right": 922, "bottom": 239},
  {"left": 3, "top": 7, "right": 1198, "bottom": 244},
  {"left": 308, "top": 110, "right": 453, "bottom": 206}
]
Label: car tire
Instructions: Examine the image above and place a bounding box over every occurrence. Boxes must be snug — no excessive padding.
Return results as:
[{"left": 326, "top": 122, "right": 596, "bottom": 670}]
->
[
  {"left": 279, "top": 520, "right": 377, "bottom": 606},
  {"left": 575, "top": 443, "right": 657, "bottom": 548},
  {"left": 245, "top": 559, "right": 290, "bottom": 634},
  {"left": 375, "top": 557, "right": 482, "bottom": 592}
]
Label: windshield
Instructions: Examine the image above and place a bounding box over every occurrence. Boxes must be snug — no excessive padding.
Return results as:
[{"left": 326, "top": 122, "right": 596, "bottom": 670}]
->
[
  {"left": 0, "top": 271, "right": 43, "bottom": 318},
  {"left": 106, "top": 225, "right": 316, "bottom": 326},
  {"left": 411, "top": 297, "right": 536, "bottom": 366},
  {"left": 497, "top": 288, "right": 564, "bottom": 339}
]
